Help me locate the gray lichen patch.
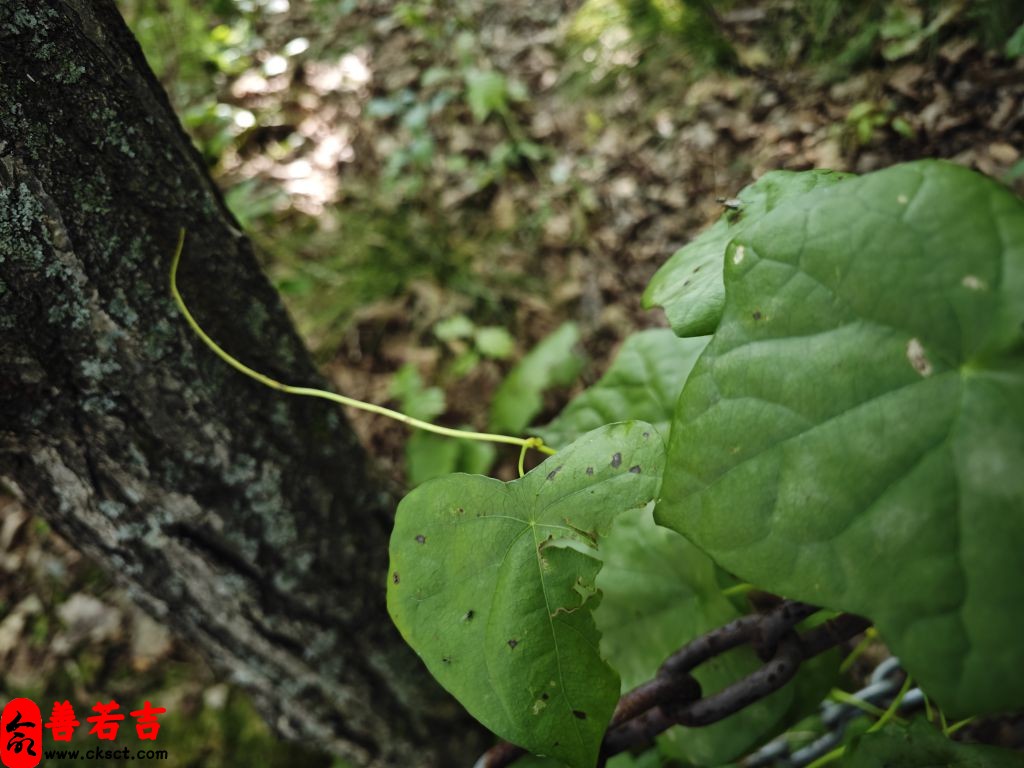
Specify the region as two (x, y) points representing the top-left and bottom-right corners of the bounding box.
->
(91, 105), (137, 158)
(0, 180), (50, 268)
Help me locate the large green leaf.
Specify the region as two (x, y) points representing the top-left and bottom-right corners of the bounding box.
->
(536, 330), (710, 449)
(490, 322), (584, 434)
(596, 508), (836, 766)
(643, 170), (852, 337)
(657, 160), (1024, 716)
(844, 718), (1024, 767)
(388, 422), (664, 768)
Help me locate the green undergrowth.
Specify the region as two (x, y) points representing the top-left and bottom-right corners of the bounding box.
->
(119, 0), (1024, 376)
(567, 0), (1024, 91)
(257, 205), (518, 357)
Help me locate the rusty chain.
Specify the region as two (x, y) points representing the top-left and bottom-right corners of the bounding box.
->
(475, 600), (871, 768)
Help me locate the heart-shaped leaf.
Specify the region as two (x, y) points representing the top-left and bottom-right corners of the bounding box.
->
(388, 422), (664, 768)
(536, 330), (709, 449)
(657, 160), (1024, 716)
(643, 170), (853, 337)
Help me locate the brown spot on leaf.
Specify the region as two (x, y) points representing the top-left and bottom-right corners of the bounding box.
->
(629, 465), (641, 474)
(752, 310), (762, 321)
(464, 610), (475, 622)
(508, 639), (518, 649)
(541, 693), (549, 701)
(572, 710), (587, 720)
(415, 534), (426, 544)
(547, 466), (562, 481)
(585, 466), (594, 476)
(392, 572), (400, 584)
(611, 452), (622, 468)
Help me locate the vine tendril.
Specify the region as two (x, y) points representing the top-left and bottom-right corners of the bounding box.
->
(170, 229), (556, 460)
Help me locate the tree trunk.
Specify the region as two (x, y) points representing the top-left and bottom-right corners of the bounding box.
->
(0, 1), (486, 764)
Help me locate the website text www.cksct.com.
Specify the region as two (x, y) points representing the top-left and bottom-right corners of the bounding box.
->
(41, 747), (169, 760)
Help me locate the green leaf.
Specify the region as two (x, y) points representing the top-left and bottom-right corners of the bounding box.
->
(643, 170), (853, 337)
(844, 718), (1024, 767)
(435, 313), (475, 341)
(881, 2), (962, 62)
(1007, 22), (1024, 58)
(475, 325), (516, 359)
(406, 431), (497, 486)
(537, 330), (709, 449)
(595, 508), (835, 766)
(465, 68), (509, 123)
(388, 422), (664, 768)
(450, 348), (481, 377)
(405, 431), (460, 486)
(657, 160), (1024, 717)
(490, 322), (584, 434)
(457, 436), (498, 475)
(390, 363), (446, 421)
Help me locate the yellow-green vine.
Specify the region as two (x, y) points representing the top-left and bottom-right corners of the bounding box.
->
(170, 230), (556, 472)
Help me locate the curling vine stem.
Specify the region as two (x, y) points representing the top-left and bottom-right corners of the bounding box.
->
(170, 229), (556, 459)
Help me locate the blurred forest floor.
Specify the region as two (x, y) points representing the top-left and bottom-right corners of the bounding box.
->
(3, 0), (1024, 764)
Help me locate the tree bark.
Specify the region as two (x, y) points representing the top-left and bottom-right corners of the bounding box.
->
(0, 1), (486, 764)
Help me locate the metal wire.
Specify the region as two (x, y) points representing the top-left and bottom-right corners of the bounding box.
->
(742, 657), (921, 768)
